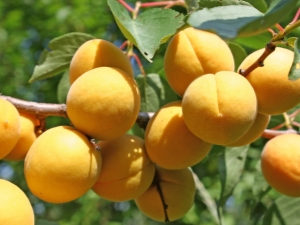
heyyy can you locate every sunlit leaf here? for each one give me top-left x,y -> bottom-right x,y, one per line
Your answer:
198,0 -> 251,9
29,32 -> 95,83
108,0 -> 184,62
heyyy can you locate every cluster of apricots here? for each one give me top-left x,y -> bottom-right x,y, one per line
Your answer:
1,26 -> 300,224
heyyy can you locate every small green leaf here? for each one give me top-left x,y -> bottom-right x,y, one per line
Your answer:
29,32 -> 95,83
243,0 -> 268,12
198,0 -> 252,9
218,145 -> 249,206
185,0 -> 199,11
287,37 -> 300,81
135,73 -> 180,112
108,0 -> 184,62
228,41 -> 248,70
57,70 -> 70,103
127,123 -> 145,139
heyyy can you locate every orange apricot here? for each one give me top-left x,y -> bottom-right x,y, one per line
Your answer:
145,101 -> 212,169
69,39 -> 133,84
238,47 -> 300,115
182,71 -> 257,145
261,133 -> 300,197
164,27 -> 235,97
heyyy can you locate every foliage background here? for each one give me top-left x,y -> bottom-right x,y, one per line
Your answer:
0,1 -> 300,225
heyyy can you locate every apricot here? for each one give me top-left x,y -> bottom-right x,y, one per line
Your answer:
261,133 -> 300,197
4,112 -> 39,161
238,47 -> 300,115
66,67 -> 140,141
92,134 -> 155,201
0,98 -> 20,159
145,101 -> 212,169
24,126 -> 102,203
134,166 -> 195,222
69,39 -> 134,84
164,27 -> 235,97
227,113 -> 270,147
182,71 -> 257,145
0,179 -> 34,225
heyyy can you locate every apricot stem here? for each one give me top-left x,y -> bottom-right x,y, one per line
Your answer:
283,112 -> 293,129
140,0 -> 186,9
290,8 -> 300,25
132,53 -> 146,76
153,170 -> 170,222
239,43 -> 276,76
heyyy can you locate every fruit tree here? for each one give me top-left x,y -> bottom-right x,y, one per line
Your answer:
1,0 -> 300,224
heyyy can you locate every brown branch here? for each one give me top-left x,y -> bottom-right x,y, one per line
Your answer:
261,128 -> 298,139
239,42 -> 276,76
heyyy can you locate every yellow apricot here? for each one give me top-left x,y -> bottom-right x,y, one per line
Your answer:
66,67 -> 140,141
182,71 -> 257,145
238,47 -> 300,115
4,112 -> 39,161
69,39 -> 134,84
0,179 -> 34,225
24,126 -> 102,203
261,133 -> 300,197
135,166 -> 195,222
92,134 -> 155,201
145,101 -> 212,169
227,113 -> 270,147
164,27 -> 235,97
0,98 -> 20,159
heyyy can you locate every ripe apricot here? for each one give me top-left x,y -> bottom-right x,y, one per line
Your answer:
227,113 -> 270,147
0,98 -> 20,159
145,101 -> 212,169
135,166 -> 195,222
24,126 -> 102,203
238,47 -> 300,115
69,39 -> 133,84
4,112 -> 39,161
182,71 -> 257,145
261,133 -> 300,197
66,67 -> 140,141
92,134 -> 155,201
164,27 -> 235,97
0,179 -> 34,225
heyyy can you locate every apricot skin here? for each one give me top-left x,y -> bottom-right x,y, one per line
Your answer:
0,179 -> 35,225
182,71 -> 257,145
24,126 -> 102,203
4,112 -> 39,161
92,134 -> 155,202
238,47 -> 300,115
227,113 -> 270,147
145,101 -> 212,169
261,133 -> 300,197
0,98 -> 20,159
66,67 -> 140,141
164,27 -> 235,97
69,39 -> 134,84
134,166 -> 195,222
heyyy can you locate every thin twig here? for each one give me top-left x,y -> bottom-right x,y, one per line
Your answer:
118,0 -> 134,12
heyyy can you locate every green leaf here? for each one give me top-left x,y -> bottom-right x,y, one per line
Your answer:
228,41 -> 248,70
185,0 -> 199,11
287,37 -> 300,81
108,0 -> 184,62
135,73 -> 180,112
57,70 -> 70,103
262,196 -> 300,225
188,0 -> 298,39
29,32 -> 95,83
198,0 -> 252,9
218,145 -> 249,206
35,219 -> 60,225
127,123 -> 145,139
234,31 -> 271,50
